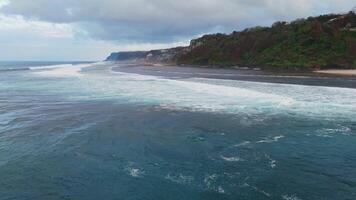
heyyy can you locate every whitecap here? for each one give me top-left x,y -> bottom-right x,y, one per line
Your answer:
31,63 -> 96,77
282,194 -> 302,200
25,63 -> 356,122
29,64 -> 73,70
234,141 -> 251,147
125,167 -> 143,178
204,174 -> 218,188
220,155 -> 244,162
217,186 -> 225,194
270,160 -> 277,168
315,125 -> 352,138
257,135 -> 285,143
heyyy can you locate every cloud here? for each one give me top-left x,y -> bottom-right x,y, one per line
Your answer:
0,0 -> 354,61
0,11 -> 189,61
0,14 -> 77,38
2,0 -> 355,43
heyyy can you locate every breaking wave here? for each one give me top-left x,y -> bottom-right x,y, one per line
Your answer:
22,63 -> 356,121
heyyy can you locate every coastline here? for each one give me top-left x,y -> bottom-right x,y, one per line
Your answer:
111,63 -> 356,89
112,61 -> 356,77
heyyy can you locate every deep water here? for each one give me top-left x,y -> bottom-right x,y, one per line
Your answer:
0,62 -> 355,200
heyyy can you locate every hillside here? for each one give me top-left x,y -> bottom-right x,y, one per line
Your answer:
106,47 -> 185,64
107,11 -> 356,70
106,51 -> 147,61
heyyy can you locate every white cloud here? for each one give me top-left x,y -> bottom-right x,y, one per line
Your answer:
2,0 -> 355,42
0,14 -> 77,38
0,0 -> 9,8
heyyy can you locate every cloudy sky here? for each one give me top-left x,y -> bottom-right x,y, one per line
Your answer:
0,0 -> 355,61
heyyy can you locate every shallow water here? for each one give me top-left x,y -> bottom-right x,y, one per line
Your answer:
0,62 -> 355,200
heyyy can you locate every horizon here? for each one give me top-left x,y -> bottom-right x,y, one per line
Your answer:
0,0 -> 355,61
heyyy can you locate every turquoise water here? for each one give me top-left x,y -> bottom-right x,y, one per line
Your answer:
0,62 -> 355,200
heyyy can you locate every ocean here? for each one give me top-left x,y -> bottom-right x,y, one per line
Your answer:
0,61 -> 355,200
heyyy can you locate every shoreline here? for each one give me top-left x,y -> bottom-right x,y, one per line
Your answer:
107,61 -> 356,78
111,61 -> 356,77
111,63 -> 356,89
314,69 -> 356,76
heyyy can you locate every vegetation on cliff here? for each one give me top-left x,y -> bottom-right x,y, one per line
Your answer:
107,11 -> 356,70
177,11 -> 356,69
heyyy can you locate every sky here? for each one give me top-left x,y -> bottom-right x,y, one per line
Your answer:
0,0 -> 355,61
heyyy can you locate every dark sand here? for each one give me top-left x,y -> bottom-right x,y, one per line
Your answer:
112,64 -> 356,89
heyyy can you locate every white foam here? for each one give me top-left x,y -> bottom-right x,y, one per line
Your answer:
282,194 -> 303,200
314,125 -> 352,138
234,141 -> 251,147
217,186 -> 225,194
110,71 -> 296,112
31,63 -> 95,77
25,63 -> 356,122
270,159 -> 277,168
127,167 -> 143,178
204,174 -> 226,194
29,64 -> 73,70
220,155 -> 244,162
204,174 -> 218,188
257,135 -> 285,143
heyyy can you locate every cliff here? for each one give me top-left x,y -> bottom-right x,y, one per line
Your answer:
105,47 -> 185,64
105,51 -> 147,61
107,11 -> 356,70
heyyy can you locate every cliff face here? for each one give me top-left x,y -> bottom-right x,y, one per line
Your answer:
105,47 -> 185,64
107,11 -> 356,69
105,51 -> 147,61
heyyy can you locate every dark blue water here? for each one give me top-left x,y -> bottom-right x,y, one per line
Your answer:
0,62 -> 355,200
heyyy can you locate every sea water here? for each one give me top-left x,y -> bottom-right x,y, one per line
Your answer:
0,62 -> 355,200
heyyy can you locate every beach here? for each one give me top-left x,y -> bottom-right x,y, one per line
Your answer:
315,69 -> 356,76
112,64 -> 356,89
